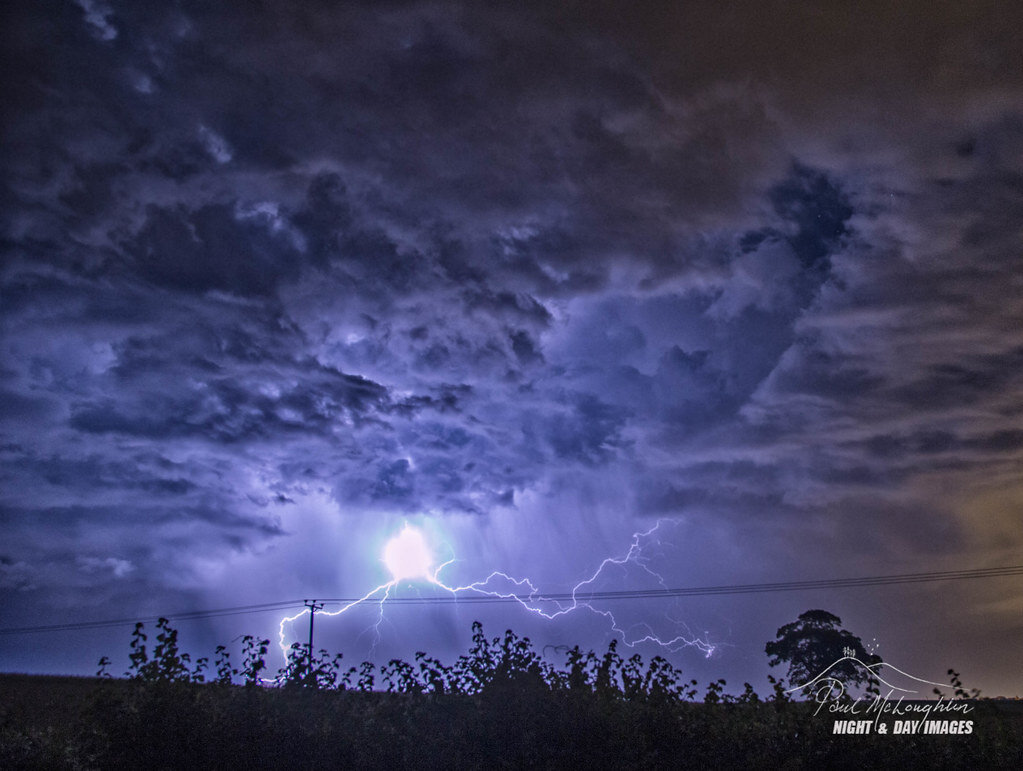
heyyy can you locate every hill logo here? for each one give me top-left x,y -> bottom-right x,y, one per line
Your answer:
788,654 -> 976,737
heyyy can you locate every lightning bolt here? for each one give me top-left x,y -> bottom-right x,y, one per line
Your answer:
278,519 -> 716,662
277,524 -> 452,657
451,520 -> 717,657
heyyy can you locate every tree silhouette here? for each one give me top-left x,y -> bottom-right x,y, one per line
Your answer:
765,609 -> 881,696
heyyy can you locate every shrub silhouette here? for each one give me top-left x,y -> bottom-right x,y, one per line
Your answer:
124,617 -> 206,683
3,616 -> 1011,768
96,617 -> 727,703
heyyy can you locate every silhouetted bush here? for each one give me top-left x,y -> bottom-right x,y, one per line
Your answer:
1,618 -> 1019,769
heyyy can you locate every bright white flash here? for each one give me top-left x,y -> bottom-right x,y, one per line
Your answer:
279,519 -> 716,662
383,524 -> 434,581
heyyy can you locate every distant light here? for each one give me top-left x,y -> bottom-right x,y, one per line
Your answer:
382,525 -> 434,581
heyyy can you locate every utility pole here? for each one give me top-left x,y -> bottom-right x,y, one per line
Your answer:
304,599 -> 324,659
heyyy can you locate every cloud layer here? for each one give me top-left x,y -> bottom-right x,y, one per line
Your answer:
2,0 -> 1022,693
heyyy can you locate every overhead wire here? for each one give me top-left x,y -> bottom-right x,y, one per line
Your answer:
1,564 -> 1020,635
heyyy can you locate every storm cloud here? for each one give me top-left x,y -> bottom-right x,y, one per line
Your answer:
2,0 -> 1022,694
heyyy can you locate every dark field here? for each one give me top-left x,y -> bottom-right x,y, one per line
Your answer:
3,671 -> 1022,769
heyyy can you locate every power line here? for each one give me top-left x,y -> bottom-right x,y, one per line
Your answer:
1,564 -> 1021,636
0,600 -> 307,635
376,564 -> 1023,604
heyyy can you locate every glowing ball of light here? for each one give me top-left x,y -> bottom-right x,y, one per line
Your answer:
382,525 -> 434,581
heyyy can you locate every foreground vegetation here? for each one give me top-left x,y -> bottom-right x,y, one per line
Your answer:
2,619 -> 1020,769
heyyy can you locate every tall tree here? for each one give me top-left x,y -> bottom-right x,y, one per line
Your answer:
766,609 -> 882,695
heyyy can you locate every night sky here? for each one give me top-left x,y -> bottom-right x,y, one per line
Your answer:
2,1 -> 1022,696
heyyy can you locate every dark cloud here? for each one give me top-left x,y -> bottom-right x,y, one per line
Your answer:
128,203 -> 303,295
894,348 -> 1023,409
2,0 -> 1023,696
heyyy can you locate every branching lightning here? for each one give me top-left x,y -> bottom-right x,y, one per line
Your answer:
278,520 -> 716,661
